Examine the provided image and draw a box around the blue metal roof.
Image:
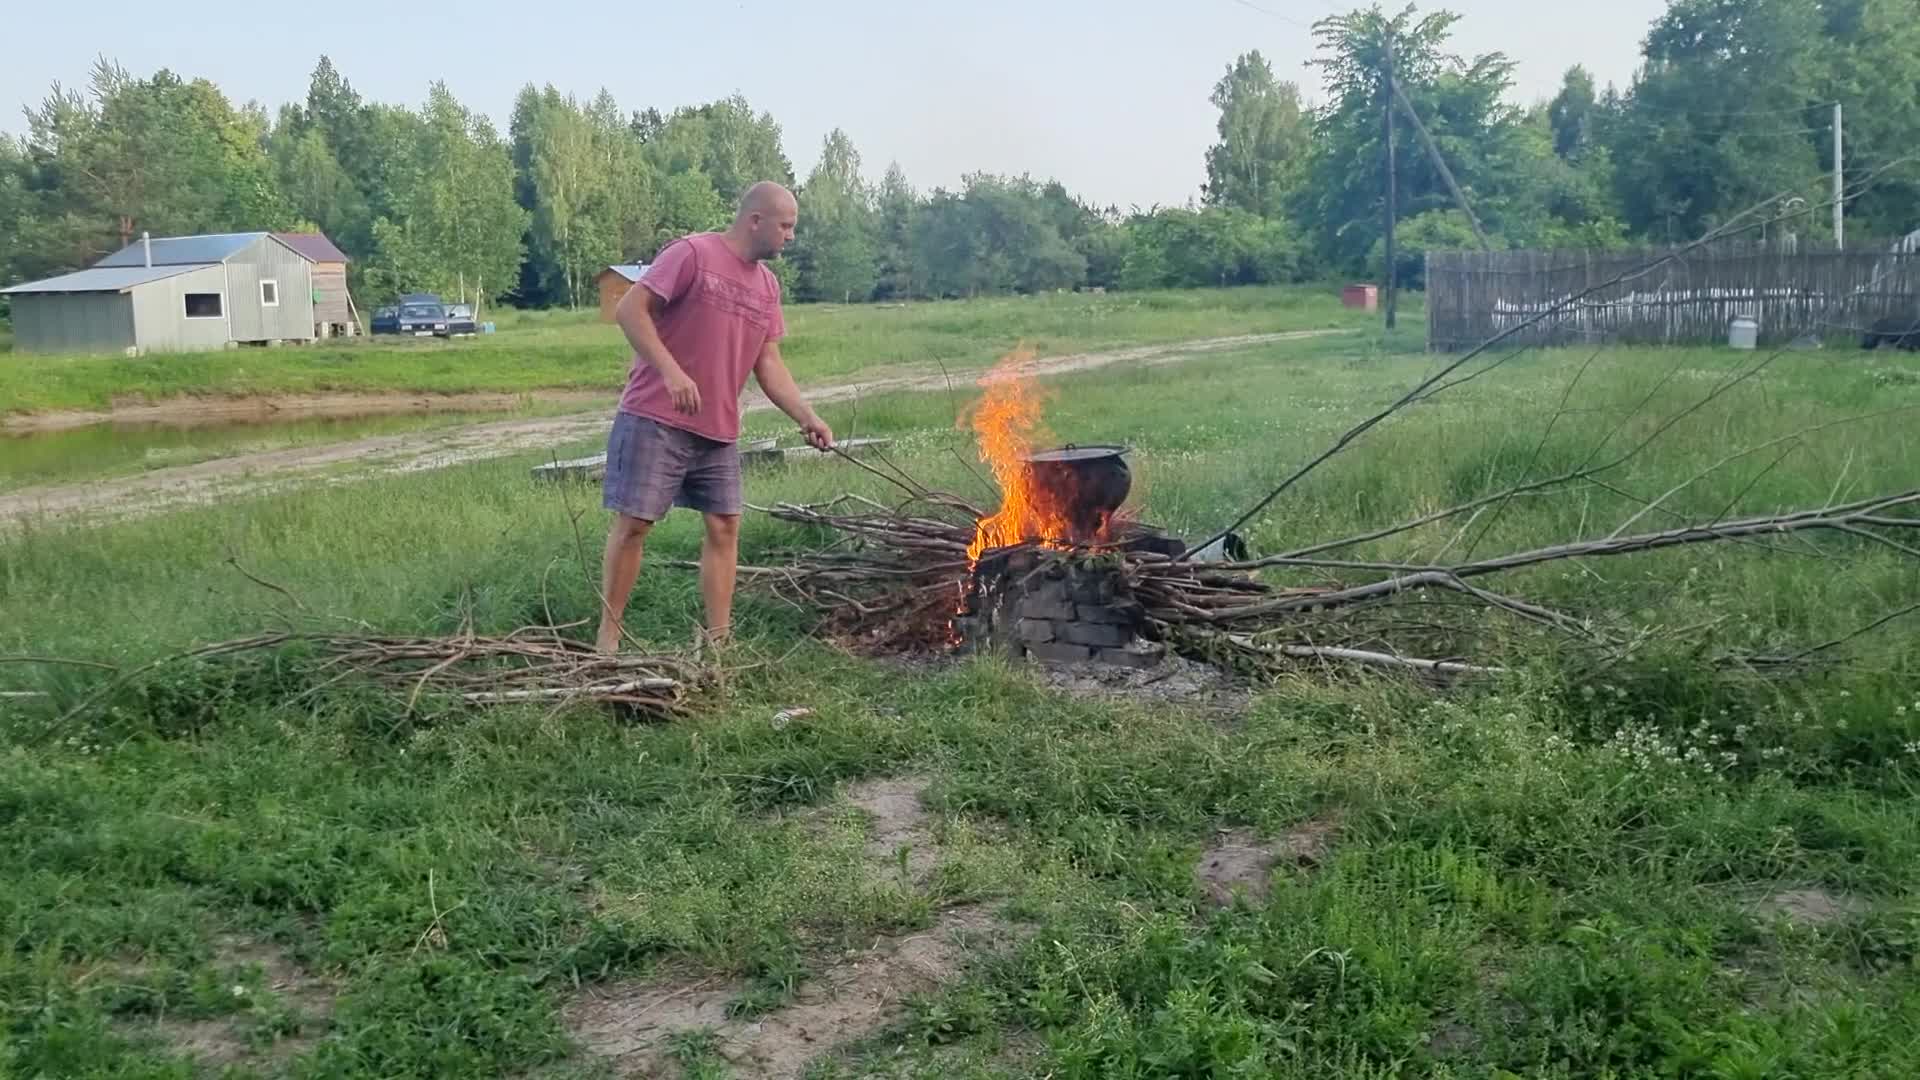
[0,263,213,295]
[96,232,267,267]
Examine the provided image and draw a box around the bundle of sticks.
[51,623,708,726]
[727,484,1920,678]
[730,496,1400,672]
[289,626,708,712]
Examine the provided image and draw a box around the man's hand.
[664,366,702,415]
[800,414,834,451]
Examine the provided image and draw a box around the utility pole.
[1382,30,1397,330]
[1393,81,1490,251]
[1832,102,1844,250]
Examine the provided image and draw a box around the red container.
[1342,284,1379,310]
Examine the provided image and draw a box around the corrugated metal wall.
[11,293,136,353]
[226,237,316,342]
[131,265,234,351]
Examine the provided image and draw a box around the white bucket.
[1728,315,1759,350]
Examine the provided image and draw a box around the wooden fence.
[1425,240,1920,351]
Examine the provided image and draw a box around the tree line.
[3,0,1917,312]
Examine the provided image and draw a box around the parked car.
[370,306,399,335]
[393,294,450,337]
[445,303,478,337]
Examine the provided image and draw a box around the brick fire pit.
[954,547,1167,668]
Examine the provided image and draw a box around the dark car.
[395,294,450,337]
[445,303,478,337]
[370,306,399,335]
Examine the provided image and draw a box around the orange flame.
[964,350,1076,563]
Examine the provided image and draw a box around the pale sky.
[2,0,1668,210]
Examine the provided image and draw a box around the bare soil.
[1036,654,1250,712]
[566,907,1008,1078]
[2,389,612,433]
[844,776,941,887]
[0,331,1341,528]
[1193,814,1340,907]
[1749,887,1868,925]
[116,933,336,1071]
[563,776,1027,1078]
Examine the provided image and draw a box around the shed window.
[260,280,279,307]
[184,293,223,319]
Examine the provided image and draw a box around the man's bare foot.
[695,625,731,657]
[595,626,622,654]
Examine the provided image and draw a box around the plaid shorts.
[601,412,743,521]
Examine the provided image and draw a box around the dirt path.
[1,390,616,434]
[0,331,1341,529]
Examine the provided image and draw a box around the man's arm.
[613,283,701,415]
[753,341,833,450]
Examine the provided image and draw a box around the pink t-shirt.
[617,232,786,443]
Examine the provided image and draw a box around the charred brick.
[1016,618,1057,644]
[1026,642,1093,665]
[1017,588,1077,621]
[1080,601,1146,626]
[1069,573,1120,606]
[1060,621,1132,648]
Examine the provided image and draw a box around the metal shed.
[2,231,319,354]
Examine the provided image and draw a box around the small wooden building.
[273,232,356,337]
[595,264,649,322]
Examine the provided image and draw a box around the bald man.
[597,182,833,652]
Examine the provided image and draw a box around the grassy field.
[0,403,601,493]
[0,285,1368,416]
[3,328,1920,1077]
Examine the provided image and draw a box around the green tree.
[1548,65,1597,159]
[1122,207,1302,289]
[909,175,1086,297]
[1297,4,1553,271]
[271,126,367,254]
[792,129,877,302]
[300,57,374,197]
[650,170,728,254]
[1204,51,1310,218]
[1818,0,1920,238]
[367,84,527,305]
[644,94,792,207]
[873,162,918,299]
[14,59,294,275]
[527,92,620,307]
[1607,0,1828,241]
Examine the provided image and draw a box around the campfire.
[963,357,1128,560]
[952,354,1173,667]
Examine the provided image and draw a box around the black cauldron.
[1021,443,1131,541]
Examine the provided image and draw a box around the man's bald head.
[730,181,798,261]
[738,181,796,218]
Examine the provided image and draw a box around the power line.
[1614,99,1838,119]
[1223,0,1317,31]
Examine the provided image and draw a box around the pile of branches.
[48,623,709,726]
[739,486,1920,678]
[727,496,975,654]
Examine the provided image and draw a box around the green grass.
[0,285,1372,416]
[3,327,1920,1077]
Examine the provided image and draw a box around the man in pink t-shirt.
[596,182,834,653]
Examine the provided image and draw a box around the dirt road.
[0,331,1340,528]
